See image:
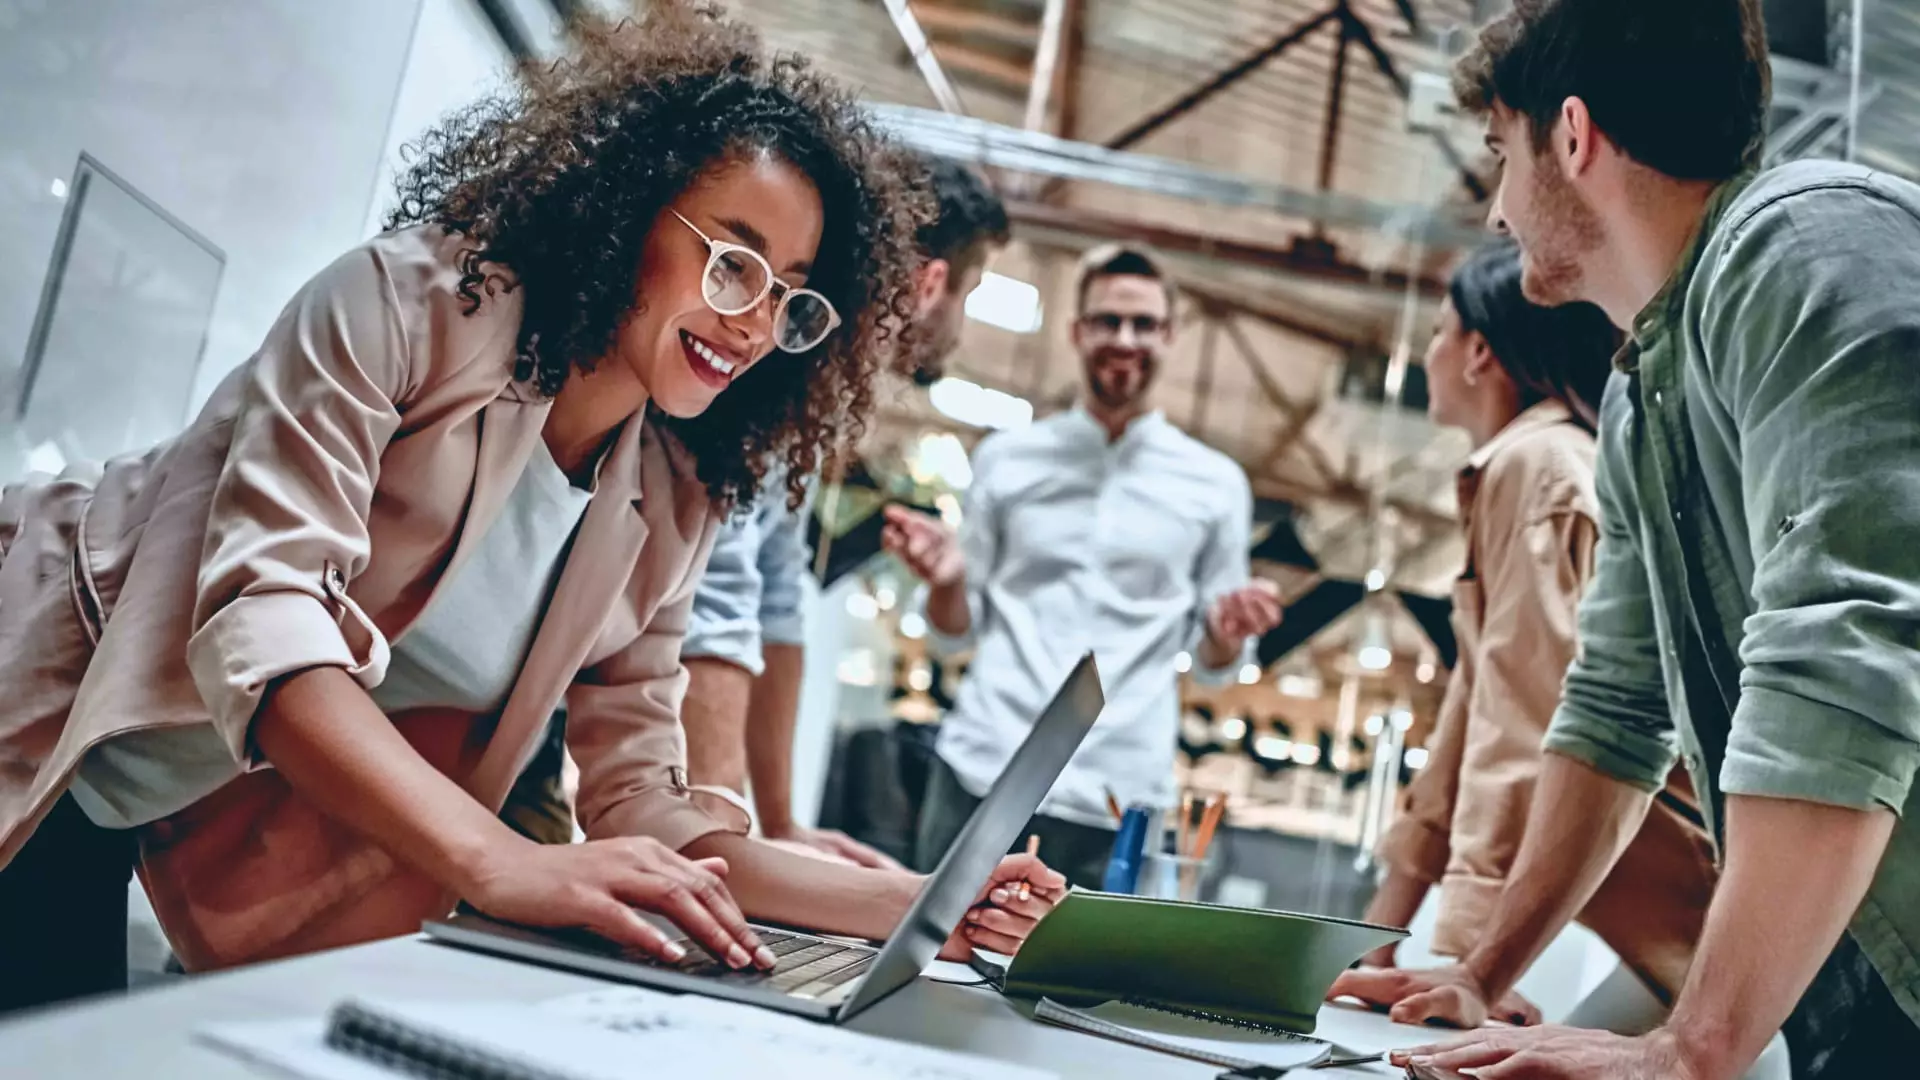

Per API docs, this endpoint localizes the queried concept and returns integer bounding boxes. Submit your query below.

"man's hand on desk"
[1328,964,1541,1028]
[1391,1025,1701,1080]
[763,823,906,871]
[937,853,1067,961]
[881,506,964,589]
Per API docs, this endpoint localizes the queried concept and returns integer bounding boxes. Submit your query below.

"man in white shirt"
[884,245,1282,887]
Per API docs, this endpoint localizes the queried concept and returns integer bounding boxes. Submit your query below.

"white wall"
[0,0,431,429]
[364,0,523,237]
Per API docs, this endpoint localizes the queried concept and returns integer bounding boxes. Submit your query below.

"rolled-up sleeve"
[1186,466,1254,686]
[569,521,741,852]
[1543,392,1680,791]
[683,509,768,675]
[1442,497,1597,938]
[186,245,412,765]
[1378,659,1470,885]
[1705,188,1920,814]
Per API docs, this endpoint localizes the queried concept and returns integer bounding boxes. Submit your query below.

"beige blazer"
[1375,400,1716,1000]
[0,227,737,970]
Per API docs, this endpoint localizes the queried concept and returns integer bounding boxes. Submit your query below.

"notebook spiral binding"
[1121,998,1322,1043]
[325,1001,573,1080]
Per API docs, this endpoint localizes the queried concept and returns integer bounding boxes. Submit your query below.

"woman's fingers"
[985,885,1056,920]
[584,895,687,964]
[961,922,1028,955]
[966,905,1035,937]
[616,869,769,971]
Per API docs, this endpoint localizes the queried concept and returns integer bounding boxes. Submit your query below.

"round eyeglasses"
[672,211,841,353]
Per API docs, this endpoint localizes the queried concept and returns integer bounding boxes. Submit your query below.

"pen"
[1017,834,1039,902]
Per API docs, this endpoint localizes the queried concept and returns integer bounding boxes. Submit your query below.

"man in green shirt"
[1331,1,1920,1077]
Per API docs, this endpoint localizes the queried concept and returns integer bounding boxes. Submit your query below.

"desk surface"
[0,937,1435,1078]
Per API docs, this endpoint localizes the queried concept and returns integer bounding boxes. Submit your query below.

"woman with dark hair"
[0,5,1059,1012]
[1331,241,1716,1030]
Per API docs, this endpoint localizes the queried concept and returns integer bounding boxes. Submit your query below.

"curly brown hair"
[384,3,927,509]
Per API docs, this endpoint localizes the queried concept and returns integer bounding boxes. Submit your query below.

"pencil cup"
[1137,852,1208,903]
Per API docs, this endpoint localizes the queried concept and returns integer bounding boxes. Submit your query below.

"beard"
[1085,348,1157,410]
[1515,158,1606,308]
[904,295,966,384]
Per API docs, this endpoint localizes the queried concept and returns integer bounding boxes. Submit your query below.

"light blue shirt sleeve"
[755,486,813,649]
[1188,465,1254,686]
[684,506,770,676]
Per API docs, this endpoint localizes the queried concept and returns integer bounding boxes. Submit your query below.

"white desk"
[0,937,1433,1078]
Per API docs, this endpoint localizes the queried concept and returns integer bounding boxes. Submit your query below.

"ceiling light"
[1220,716,1248,741]
[1290,743,1322,766]
[1364,714,1385,737]
[1277,673,1322,699]
[1405,746,1430,770]
[965,271,1044,334]
[1238,663,1262,685]
[1358,646,1393,671]
[928,377,1034,431]
[899,612,927,639]
[845,592,879,620]
[1364,568,1387,592]
[1416,662,1436,684]
[1254,736,1293,760]
[1174,651,1192,673]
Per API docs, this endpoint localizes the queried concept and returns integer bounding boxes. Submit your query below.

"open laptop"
[424,652,1104,1024]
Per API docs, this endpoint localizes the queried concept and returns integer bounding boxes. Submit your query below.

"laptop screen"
[837,653,1104,1019]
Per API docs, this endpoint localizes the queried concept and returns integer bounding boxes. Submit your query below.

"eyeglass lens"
[1085,313,1165,337]
[703,246,836,352]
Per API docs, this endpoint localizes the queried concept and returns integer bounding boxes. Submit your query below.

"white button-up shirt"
[932,407,1253,828]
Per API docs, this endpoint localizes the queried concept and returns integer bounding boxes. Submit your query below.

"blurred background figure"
[884,245,1281,888]
[1334,240,1716,1037]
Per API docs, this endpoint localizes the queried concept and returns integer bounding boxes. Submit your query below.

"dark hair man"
[881,245,1282,889]
[1330,2,1920,1077]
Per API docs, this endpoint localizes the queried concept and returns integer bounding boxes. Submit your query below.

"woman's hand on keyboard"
[938,853,1067,959]
[464,835,777,971]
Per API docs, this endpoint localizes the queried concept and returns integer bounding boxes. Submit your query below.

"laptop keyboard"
[657,929,876,1000]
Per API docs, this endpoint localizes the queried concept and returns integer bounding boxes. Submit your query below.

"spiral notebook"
[1034,998,1334,1071]
[200,990,1054,1080]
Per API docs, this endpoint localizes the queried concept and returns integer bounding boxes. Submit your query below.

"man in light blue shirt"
[675,157,1012,867]
[885,244,1282,888]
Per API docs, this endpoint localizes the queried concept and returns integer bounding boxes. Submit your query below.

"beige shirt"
[1376,400,1716,999]
[0,227,737,970]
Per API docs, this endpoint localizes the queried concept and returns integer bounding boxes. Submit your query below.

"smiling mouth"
[680,330,740,385]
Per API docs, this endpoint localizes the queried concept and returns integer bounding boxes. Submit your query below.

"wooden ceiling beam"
[911,2,1040,47]
[1006,199,1447,300]
[929,41,1033,92]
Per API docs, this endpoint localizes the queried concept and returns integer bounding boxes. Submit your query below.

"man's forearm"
[925,578,971,638]
[1464,752,1652,998]
[745,643,806,835]
[1666,795,1895,1080]
[681,657,754,794]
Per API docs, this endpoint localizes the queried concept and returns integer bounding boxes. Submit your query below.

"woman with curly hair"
[0,4,1060,1012]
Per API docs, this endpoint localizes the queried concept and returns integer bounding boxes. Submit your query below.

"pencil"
[1104,787,1124,824]
[1017,834,1040,902]
[1192,793,1227,862]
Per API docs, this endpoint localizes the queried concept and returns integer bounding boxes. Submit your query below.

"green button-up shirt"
[1542,160,1920,1026]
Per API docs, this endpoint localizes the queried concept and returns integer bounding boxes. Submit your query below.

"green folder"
[999,890,1407,1034]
